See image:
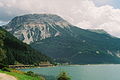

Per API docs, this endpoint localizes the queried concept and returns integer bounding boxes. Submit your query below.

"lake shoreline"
[16,64,120,69]
[19,64,120,80]
[70,64,120,66]
[9,64,54,69]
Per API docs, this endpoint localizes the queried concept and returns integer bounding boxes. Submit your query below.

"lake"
[19,65,120,80]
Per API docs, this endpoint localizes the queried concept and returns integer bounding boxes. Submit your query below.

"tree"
[0,30,6,62]
[57,72,71,80]
[0,48,6,62]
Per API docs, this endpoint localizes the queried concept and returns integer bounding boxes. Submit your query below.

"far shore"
[9,64,54,69]
[16,64,120,69]
[69,64,120,66]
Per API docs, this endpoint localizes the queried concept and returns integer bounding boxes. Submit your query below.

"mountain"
[87,29,109,34]
[2,14,120,64]
[0,27,51,65]
[2,14,70,44]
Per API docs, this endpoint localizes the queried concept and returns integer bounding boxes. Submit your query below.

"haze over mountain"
[2,14,120,64]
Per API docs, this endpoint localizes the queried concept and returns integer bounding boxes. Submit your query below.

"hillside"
[2,14,120,64]
[31,27,120,64]
[0,27,51,65]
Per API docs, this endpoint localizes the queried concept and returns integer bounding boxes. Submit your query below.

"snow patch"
[107,50,114,56]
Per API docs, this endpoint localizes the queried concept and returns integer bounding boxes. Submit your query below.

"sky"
[0,0,120,37]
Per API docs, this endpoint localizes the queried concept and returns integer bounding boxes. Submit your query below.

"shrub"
[0,63,7,69]
[25,71,45,80]
[25,71,38,77]
[11,69,24,74]
[57,72,71,80]
[1,67,11,72]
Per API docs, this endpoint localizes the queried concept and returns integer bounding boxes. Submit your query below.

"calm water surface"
[19,65,120,80]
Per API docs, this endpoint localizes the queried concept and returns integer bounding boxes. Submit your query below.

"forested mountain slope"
[0,27,51,65]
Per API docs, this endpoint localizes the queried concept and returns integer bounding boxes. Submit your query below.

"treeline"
[0,27,52,65]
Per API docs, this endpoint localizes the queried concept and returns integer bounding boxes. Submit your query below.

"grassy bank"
[0,70,45,80]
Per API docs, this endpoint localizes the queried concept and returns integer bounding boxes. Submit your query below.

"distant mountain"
[2,14,120,64]
[0,27,51,65]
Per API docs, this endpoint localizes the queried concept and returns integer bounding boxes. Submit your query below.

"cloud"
[71,3,120,37]
[0,21,8,26]
[0,0,120,37]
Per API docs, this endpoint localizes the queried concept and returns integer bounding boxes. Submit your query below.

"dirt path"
[0,73,17,80]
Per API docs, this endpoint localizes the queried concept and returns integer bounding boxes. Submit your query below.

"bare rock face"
[3,14,72,44]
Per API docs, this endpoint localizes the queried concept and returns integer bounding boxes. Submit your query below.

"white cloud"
[0,0,120,37]
[71,3,120,37]
[0,2,4,7]
[0,21,8,26]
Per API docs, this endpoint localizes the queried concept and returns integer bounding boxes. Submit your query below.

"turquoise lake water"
[19,65,120,80]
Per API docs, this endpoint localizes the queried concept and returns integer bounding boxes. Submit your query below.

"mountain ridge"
[2,14,120,64]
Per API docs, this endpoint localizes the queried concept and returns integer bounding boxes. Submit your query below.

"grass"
[0,70,45,80]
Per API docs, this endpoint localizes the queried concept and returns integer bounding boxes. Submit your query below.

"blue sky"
[93,0,120,9]
[111,0,120,8]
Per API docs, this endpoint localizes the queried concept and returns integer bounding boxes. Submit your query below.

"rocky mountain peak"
[8,14,68,25]
[3,14,72,44]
